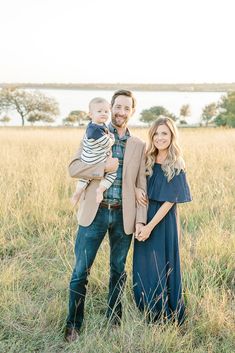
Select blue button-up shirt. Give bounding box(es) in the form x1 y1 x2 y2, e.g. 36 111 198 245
103 123 130 204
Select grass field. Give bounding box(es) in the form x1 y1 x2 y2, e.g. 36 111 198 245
0 127 234 353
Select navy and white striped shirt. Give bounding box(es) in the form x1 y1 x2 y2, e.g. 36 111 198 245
81 122 114 164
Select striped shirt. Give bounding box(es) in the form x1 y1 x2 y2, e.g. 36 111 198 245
80 122 114 164
103 123 130 204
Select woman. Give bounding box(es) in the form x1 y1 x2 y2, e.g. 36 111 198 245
133 117 192 325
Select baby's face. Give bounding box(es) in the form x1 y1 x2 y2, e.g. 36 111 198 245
90 102 110 125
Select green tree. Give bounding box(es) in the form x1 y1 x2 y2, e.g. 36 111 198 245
0 88 59 126
0 115 11 125
140 106 175 125
201 103 217 126
63 110 88 126
215 92 235 127
179 104 191 124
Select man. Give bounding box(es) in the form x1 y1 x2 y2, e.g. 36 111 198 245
65 90 147 343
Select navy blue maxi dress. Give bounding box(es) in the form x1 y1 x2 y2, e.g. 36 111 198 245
133 163 192 324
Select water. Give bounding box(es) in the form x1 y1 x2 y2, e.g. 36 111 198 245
3 89 225 126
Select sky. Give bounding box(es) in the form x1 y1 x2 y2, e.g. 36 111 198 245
1 0 235 84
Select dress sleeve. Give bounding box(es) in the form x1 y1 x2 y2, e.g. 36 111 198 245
149 170 192 203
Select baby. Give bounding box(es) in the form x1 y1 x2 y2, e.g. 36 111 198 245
71 97 116 205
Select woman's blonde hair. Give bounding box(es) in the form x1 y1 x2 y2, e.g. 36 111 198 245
146 117 185 181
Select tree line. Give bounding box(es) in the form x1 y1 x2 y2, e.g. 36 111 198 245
0 87 234 127
140 96 235 127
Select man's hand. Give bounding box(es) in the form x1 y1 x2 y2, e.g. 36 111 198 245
105 157 119 173
135 187 148 207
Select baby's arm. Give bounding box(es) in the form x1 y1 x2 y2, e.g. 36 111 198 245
69 142 106 180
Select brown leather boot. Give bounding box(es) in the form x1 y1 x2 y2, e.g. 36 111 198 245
64 327 80 343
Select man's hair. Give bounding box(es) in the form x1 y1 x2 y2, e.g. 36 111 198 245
89 97 109 112
111 90 136 109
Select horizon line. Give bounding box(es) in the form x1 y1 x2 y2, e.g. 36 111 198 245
1 82 235 92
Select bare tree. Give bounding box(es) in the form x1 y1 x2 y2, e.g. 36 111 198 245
0 88 59 126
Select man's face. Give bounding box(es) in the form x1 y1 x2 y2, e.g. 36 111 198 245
111 95 135 128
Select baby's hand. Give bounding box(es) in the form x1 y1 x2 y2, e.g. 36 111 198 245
109 132 115 147
135 187 148 207
109 132 115 140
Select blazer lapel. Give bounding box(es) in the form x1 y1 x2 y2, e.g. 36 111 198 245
123 137 136 177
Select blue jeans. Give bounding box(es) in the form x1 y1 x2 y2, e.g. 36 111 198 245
66 206 132 329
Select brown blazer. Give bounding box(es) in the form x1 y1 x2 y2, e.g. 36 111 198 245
69 135 147 235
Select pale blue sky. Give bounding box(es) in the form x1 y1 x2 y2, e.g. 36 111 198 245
1 0 235 83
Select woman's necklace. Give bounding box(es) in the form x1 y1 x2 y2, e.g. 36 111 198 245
156 153 167 164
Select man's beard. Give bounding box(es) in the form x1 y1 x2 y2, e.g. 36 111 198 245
111 114 128 128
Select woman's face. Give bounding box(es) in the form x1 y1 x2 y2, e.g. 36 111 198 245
153 124 172 151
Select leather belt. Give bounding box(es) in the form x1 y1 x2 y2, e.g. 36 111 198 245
99 201 122 209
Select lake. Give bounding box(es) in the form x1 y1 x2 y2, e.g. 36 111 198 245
5 89 225 126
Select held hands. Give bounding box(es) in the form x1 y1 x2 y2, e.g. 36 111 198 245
134 223 144 238
135 224 152 242
135 187 148 207
105 157 119 173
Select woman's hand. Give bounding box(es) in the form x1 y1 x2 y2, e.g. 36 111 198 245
135 225 152 242
135 187 148 207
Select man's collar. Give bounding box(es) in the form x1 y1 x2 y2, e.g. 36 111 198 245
108 122 130 136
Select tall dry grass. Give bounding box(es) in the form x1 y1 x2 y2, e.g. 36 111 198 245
0 127 234 353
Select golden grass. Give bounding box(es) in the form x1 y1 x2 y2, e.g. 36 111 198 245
0 127 235 353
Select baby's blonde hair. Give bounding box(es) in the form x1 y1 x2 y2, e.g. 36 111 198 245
89 97 109 112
